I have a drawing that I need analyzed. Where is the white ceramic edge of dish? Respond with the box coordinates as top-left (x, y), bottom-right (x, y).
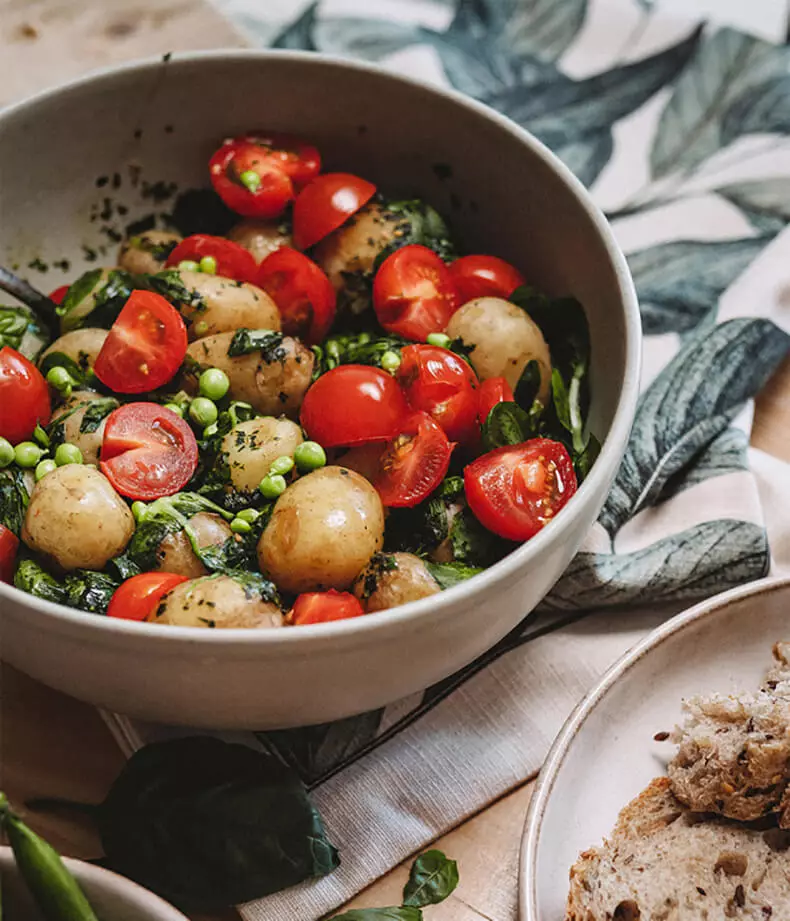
top-left (0, 845), bottom-right (189, 921)
top-left (0, 48), bottom-right (641, 645)
top-left (518, 573), bottom-right (790, 921)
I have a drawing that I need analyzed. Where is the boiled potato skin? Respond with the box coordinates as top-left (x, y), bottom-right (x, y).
top-left (185, 333), bottom-right (314, 417)
top-left (227, 220), bottom-right (292, 263)
top-left (445, 296), bottom-right (552, 401)
top-left (150, 574), bottom-right (284, 629)
top-left (222, 417), bottom-right (303, 493)
top-left (40, 328), bottom-right (108, 377)
top-left (118, 231), bottom-right (182, 275)
top-left (48, 391), bottom-right (115, 465)
top-left (173, 271), bottom-right (281, 340)
top-left (353, 552), bottom-right (440, 613)
top-left (154, 512), bottom-right (234, 579)
top-left (22, 466), bottom-right (134, 571)
top-left (259, 467), bottom-right (385, 593)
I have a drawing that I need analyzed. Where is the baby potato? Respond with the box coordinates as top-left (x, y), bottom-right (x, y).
top-left (154, 512), bottom-right (234, 579)
top-left (150, 573), bottom-right (284, 629)
top-left (48, 391), bottom-right (117, 465)
top-left (40, 328), bottom-right (108, 377)
top-left (222, 416), bottom-right (303, 494)
top-left (117, 230), bottom-right (182, 274)
top-left (445, 296), bottom-right (551, 401)
top-left (353, 552), bottom-right (440, 613)
top-left (22, 466), bottom-right (134, 571)
top-left (171, 271), bottom-right (281, 340)
top-left (185, 333), bottom-right (314, 417)
top-left (259, 466), bottom-right (384, 593)
top-left (227, 219), bottom-right (292, 263)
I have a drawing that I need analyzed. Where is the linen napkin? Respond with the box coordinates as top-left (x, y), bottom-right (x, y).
top-left (108, 0), bottom-right (790, 917)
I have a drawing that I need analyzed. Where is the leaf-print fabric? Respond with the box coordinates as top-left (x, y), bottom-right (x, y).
top-left (114, 2), bottom-right (790, 917)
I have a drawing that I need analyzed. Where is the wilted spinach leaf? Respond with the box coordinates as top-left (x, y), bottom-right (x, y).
top-left (64, 570), bottom-right (119, 614)
top-left (227, 328), bottom-right (285, 359)
top-left (97, 737), bottom-right (339, 909)
top-left (372, 198), bottom-right (457, 271)
top-left (14, 558), bottom-right (67, 605)
top-left (0, 467), bottom-right (30, 535)
top-left (402, 850), bottom-right (459, 908)
top-left (80, 398), bottom-right (120, 434)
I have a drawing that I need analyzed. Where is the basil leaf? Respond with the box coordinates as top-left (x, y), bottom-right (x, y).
top-left (227, 329), bottom-right (284, 359)
top-left (64, 570), bottom-right (119, 614)
top-left (0, 306), bottom-right (48, 361)
top-left (514, 359), bottom-right (542, 412)
top-left (425, 562), bottom-right (483, 591)
top-left (80, 398), bottom-right (120, 434)
top-left (402, 850), bottom-right (459, 908)
top-left (574, 432), bottom-right (601, 481)
top-left (481, 401), bottom-right (531, 451)
top-left (551, 368), bottom-right (571, 432)
top-left (57, 269), bottom-right (103, 319)
top-left (14, 558), bottom-right (67, 605)
top-left (0, 467), bottom-right (30, 535)
top-left (331, 911), bottom-right (423, 921)
top-left (97, 737), bottom-right (339, 909)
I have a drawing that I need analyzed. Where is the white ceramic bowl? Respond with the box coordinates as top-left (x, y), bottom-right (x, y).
top-left (0, 845), bottom-right (187, 921)
top-left (0, 51), bottom-right (640, 729)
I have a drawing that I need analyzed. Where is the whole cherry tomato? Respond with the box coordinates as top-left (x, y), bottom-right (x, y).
top-left (448, 255), bottom-right (525, 303)
top-left (292, 173), bottom-right (376, 250)
top-left (209, 139), bottom-right (293, 219)
top-left (0, 347), bottom-right (50, 443)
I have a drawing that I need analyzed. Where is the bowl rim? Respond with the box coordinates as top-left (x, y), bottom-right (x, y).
top-left (517, 574), bottom-right (790, 921)
top-left (0, 48), bottom-right (641, 645)
top-left (0, 845), bottom-right (189, 921)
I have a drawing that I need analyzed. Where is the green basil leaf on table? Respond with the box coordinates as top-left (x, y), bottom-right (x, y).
top-left (330, 910), bottom-right (423, 920)
top-left (402, 849), bottom-right (459, 908)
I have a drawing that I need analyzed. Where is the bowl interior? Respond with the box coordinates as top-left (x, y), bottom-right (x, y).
top-left (0, 51), bottom-right (633, 450)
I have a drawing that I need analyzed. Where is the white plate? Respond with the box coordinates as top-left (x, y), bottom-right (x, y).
top-left (519, 575), bottom-right (790, 921)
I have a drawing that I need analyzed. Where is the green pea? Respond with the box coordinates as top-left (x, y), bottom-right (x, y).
top-left (33, 424), bottom-right (51, 448)
top-left (380, 350), bottom-right (401, 372)
top-left (199, 255), bottom-right (217, 275)
top-left (294, 441), bottom-right (326, 472)
top-left (198, 368), bottom-right (230, 401)
top-left (203, 422), bottom-right (219, 438)
top-left (239, 169), bottom-right (261, 193)
top-left (269, 455), bottom-right (294, 477)
top-left (35, 459), bottom-right (57, 481)
top-left (235, 508), bottom-right (260, 524)
top-left (46, 366), bottom-right (75, 394)
top-left (163, 402), bottom-right (185, 417)
top-left (259, 474), bottom-right (287, 500)
top-left (193, 320), bottom-right (210, 337)
top-left (131, 501), bottom-right (147, 522)
top-left (0, 437), bottom-right (14, 468)
top-left (230, 517), bottom-right (252, 535)
top-left (426, 332), bottom-right (452, 349)
top-left (189, 397), bottom-right (218, 428)
top-left (54, 443), bottom-right (83, 466)
top-left (178, 259), bottom-right (200, 273)
top-left (14, 442), bottom-right (43, 468)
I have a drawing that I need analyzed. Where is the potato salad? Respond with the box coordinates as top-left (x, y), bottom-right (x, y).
top-left (0, 132), bottom-right (596, 627)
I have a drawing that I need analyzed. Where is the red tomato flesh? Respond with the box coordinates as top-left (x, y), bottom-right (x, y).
top-left (94, 290), bottom-right (187, 395)
top-left (49, 285), bottom-right (70, 305)
top-left (107, 572), bottom-right (189, 622)
top-left (291, 590), bottom-right (365, 625)
top-left (0, 524), bottom-right (20, 585)
top-left (448, 255), bottom-right (525, 303)
top-left (374, 412), bottom-right (453, 508)
top-left (256, 246), bottom-right (336, 344)
top-left (234, 132), bottom-right (321, 188)
top-left (373, 245), bottom-right (459, 341)
top-left (0, 347), bottom-right (50, 443)
top-left (300, 365), bottom-right (409, 448)
top-left (293, 173), bottom-right (376, 250)
top-left (166, 234), bottom-right (258, 284)
top-left (397, 344), bottom-right (479, 444)
top-left (464, 439), bottom-right (577, 541)
top-left (100, 403), bottom-right (199, 501)
top-left (477, 376), bottom-right (515, 425)
top-left (210, 139), bottom-right (294, 219)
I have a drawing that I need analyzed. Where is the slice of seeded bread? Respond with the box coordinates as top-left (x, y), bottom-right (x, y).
top-left (668, 643), bottom-right (790, 825)
top-left (566, 777), bottom-right (790, 920)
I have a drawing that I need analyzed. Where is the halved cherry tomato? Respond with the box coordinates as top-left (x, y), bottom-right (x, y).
top-left (397, 344), bottom-right (479, 444)
top-left (464, 439), bottom-right (577, 542)
top-left (210, 139), bottom-right (294, 219)
top-left (233, 132), bottom-right (321, 188)
top-left (477, 377), bottom-right (515, 425)
top-left (0, 347), bottom-right (50, 443)
top-left (374, 412), bottom-right (453, 508)
top-left (293, 173), bottom-right (376, 250)
top-left (94, 290), bottom-right (187, 394)
top-left (291, 590), bottom-right (365, 626)
top-left (448, 255), bottom-right (525, 303)
top-left (100, 403), bottom-right (199, 501)
top-left (373, 245), bottom-right (459, 341)
top-left (300, 365), bottom-right (409, 448)
top-left (0, 524), bottom-right (20, 585)
top-left (49, 285), bottom-right (70, 305)
top-left (107, 572), bottom-right (189, 622)
top-left (165, 234), bottom-right (258, 283)
top-left (256, 246), bottom-right (336, 344)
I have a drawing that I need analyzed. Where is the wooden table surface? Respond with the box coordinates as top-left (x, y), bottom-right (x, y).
top-left (1, 2), bottom-right (789, 919)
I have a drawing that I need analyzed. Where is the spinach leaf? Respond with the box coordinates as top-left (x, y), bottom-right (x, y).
top-left (57, 269), bottom-right (103, 322)
top-left (64, 570), bottom-right (119, 614)
top-left (108, 553), bottom-right (141, 581)
top-left (425, 561), bottom-right (483, 590)
top-left (227, 329), bottom-right (285, 359)
top-left (330, 911), bottom-right (423, 920)
top-left (0, 467), bottom-right (30, 535)
top-left (372, 199), bottom-right (457, 271)
top-left (481, 401), bottom-right (533, 451)
top-left (14, 558), bottom-right (67, 605)
top-left (0, 306), bottom-right (49, 361)
top-left (87, 271), bottom-right (136, 329)
top-left (96, 737), bottom-right (339, 909)
top-left (194, 402), bottom-right (261, 510)
top-left (402, 850), bottom-right (459, 908)
top-left (80, 398), bottom-right (120, 434)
